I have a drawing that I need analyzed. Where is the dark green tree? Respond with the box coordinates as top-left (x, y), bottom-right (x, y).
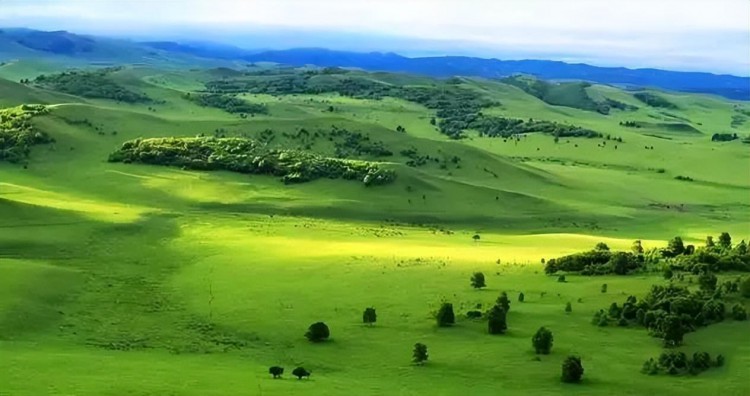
top-left (668, 236), bottom-right (685, 256)
top-left (532, 327), bottom-right (554, 354)
top-left (518, 292), bottom-right (525, 302)
top-left (412, 343), bottom-right (428, 365)
top-left (705, 236), bottom-right (715, 248)
top-left (436, 302), bottom-right (455, 327)
top-left (471, 272), bottom-right (486, 289)
top-left (601, 283), bottom-right (608, 293)
top-left (496, 292), bottom-right (511, 312)
top-left (472, 234), bottom-right (481, 242)
top-left (565, 302), bottom-right (573, 313)
top-left (661, 315), bottom-right (685, 347)
top-left (735, 240), bottom-right (748, 255)
top-left (363, 307), bottom-right (377, 326)
top-left (731, 303), bottom-right (747, 320)
top-left (487, 305), bottom-right (507, 334)
top-left (269, 366), bottom-right (284, 379)
top-left (718, 232), bottom-right (732, 250)
top-left (698, 272), bottom-right (718, 292)
top-left (595, 242), bottom-right (610, 251)
top-left (561, 356), bottom-right (584, 383)
top-left (742, 277), bottom-right (750, 298)
top-left (305, 322), bottom-right (330, 342)
top-left (292, 367), bottom-right (311, 379)
top-left (632, 240), bottom-right (644, 254)
top-left (663, 267), bottom-right (674, 280)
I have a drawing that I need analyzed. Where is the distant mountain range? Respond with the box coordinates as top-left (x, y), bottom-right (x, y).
top-left (1, 28), bottom-right (748, 100)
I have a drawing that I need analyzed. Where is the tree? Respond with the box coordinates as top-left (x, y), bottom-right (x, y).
top-left (595, 242), bottom-right (610, 251)
top-left (292, 367), bottom-right (311, 379)
top-left (698, 271), bottom-right (718, 292)
top-left (487, 305), bottom-right (507, 334)
top-left (565, 302), bottom-right (572, 313)
top-left (735, 240), bottom-right (749, 255)
top-left (663, 267), bottom-right (674, 280)
top-left (363, 307), bottom-right (377, 326)
top-left (668, 236), bottom-right (685, 256)
top-left (430, 117), bottom-right (437, 126)
top-left (471, 272), bottom-right (486, 289)
top-left (496, 292), bottom-right (511, 312)
top-left (632, 240), bottom-right (644, 254)
top-left (518, 292), bottom-right (525, 302)
top-left (742, 277), bottom-right (750, 298)
top-left (610, 251), bottom-right (632, 275)
top-left (661, 314), bottom-right (685, 347)
top-left (436, 302), bottom-right (455, 327)
top-left (269, 366), bottom-right (284, 379)
top-left (601, 283), bottom-right (608, 293)
top-left (705, 236), bottom-right (715, 248)
top-left (557, 275), bottom-right (566, 283)
top-left (472, 234), bottom-right (481, 242)
top-left (305, 322), bottom-right (330, 342)
top-left (532, 327), bottom-right (553, 354)
top-left (718, 232), bottom-right (732, 250)
top-left (561, 356), bottom-right (584, 383)
top-left (731, 303), bottom-right (747, 320)
top-left (412, 343), bottom-right (428, 364)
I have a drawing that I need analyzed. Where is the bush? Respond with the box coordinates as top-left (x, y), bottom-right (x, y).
top-left (436, 303), bottom-right (455, 327)
top-left (292, 367), bottom-right (311, 379)
top-left (268, 366), bottom-right (284, 378)
top-left (0, 105), bottom-right (52, 163)
top-left (33, 68), bottom-right (150, 103)
top-left (363, 307), bottom-right (377, 325)
top-left (532, 327), bottom-right (553, 354)
top-left (487, 305), bottom-right (507, 334)
top-left (561, 356), bottom-right (584, 383)
top-left (518, 292), bottom-right (525, 302)
top-left (412, 343), bottom-right (428, 364)
top-left (731, 304), bottom-right (747, 320)
top-left (471, 272), bottom-right (486, 289)
top-left (565, 302), bottom-right (572, 313)
top-left (305, 322), bottom-right (330, 342)
top-left (557, 275), bottom-right (566, 282)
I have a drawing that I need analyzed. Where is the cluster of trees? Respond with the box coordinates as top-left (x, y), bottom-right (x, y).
top-left (633, 92), bottom-right (677, 109)
top-left (619, 121), bottom-right (642, 128)
top-left (544, 242), bottom-right (646, 275)
top-left (0, 104), bottom-right (52, 163)
top-left (710, 133), bottom-right (738, 142)
top-left (33, 68), bottom-right (151, 103)
top-left (183, 93), bottom-right (268, 115)
top-left (641, 351), bottom-right (723, 376)
top-left (664, 233), bottom-right (749, 272)
top-left (593, 276), bottom-right (748, 346)
top-left (201, 70), bottom-right (606, 141)
top-left (109, 137), bottom-right (396, 186)
top-left (328, 126), bottom-right (392, 158)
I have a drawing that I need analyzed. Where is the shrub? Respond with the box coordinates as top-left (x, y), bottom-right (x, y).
top-left (601, 283), bottom-right (608, 293)
top-left (268, 366), bottom-right (284, 378)
top-left (565, 302), bottom-right (572, 313)
top-left (557, 275), bottom-right (566, 282)
top-left (412, 343), bottom-right (428, 364)
top-left (305, 322), bottom-right (330, 342)
top-left (561, 356), bottom-right (584, 383)
top-left (471, 272), bottom-right (486, 289)
top-left (487, 305), bottom-right (507, 334)
top-left (436, 303), bottom-right (455, 327)
top-left (292, 367), bottom-right (311, 379)
top-left (518, 292), bottom-right (525, 302)
top-left (532, 327), bottom-right (553, 354)
top-left (363, 307), bottom-right (377, 326)
top-left (731, 304), bottom-right (747, 321)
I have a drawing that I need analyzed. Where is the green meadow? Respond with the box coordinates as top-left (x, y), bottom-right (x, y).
top-left (1, 65), bottom-right (749, 395)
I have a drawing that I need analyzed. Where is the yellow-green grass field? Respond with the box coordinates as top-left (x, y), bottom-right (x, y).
top-left (1, 65), bottom-right (749, 395)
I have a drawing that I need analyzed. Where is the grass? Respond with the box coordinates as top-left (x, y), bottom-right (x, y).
top-left (0, 64), bottom-right (749, 395)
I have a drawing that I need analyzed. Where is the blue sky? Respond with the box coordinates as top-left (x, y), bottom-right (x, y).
top-left (1, 0), bottom-right (749, 75)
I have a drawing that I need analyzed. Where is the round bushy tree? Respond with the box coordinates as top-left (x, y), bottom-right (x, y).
top-left (305, 322), bottom-right (330, 342)
top-left (436, 302), bottom-right (455, 327)
top-left (698, 271), bottom-right (718, 291)
top-left (532, 327), bottom-right (554, 354)
top-left (471, 272), bottom-right (486, 289)
top-left (487, 305), bottom-right (507, 334)
top-left (363, 307), bottom-right (377, 326)
top-left (412, 342), bottom-right (428, 365)
top-left (565, 302), bottom-right (572, 313)
top-left (561, 356), bottom-right (584, 383)
top-left (518, 292), bottom-right (525, 302)
top-left (731, 303), bottom-right (747, 321)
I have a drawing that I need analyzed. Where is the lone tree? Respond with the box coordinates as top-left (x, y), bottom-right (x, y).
top-left (305, 322), bottom-right (330, 342)
top-left (436, 302), bottom-right (456, 327)
top-left (561, 356), bottom-right (584, 383)
top-left (292, 367), bottom-right (311, 380)
top-left (268, 366), bottom-right (284, 379)
top-left (472, 234), bottom-right (481, 242)
top-left (595, 242), bottom-right (610, 251)
top-left (631, 240), bottom-right (644, 254)
top-left (667, 236), bottom-right (685, 256)
top-left (518, 292), bottom-right (525, 302)
top-left (363, 307), bottom-right (377, 326)
top-left (532, 327), bottom-right (554, 354)
top-left (487, 305), bottom-right (507, 334)
top-left (471, 272), bottom-right (486, 289)
top-left (601, 283), bottom-right (608, 293)
top-left (412, 342), bottom-right (428, 365)
top-left (565, 302), bottom-right (573, 313)
top-left (496, 292), bottom-right (511, 312)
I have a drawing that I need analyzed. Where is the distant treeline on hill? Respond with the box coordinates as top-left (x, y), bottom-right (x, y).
top-left (183, 93), bottom-right (268, 115)
top-left (201, 69), bottom-right (604, 140)
top-left (109, 137), bottom-right (396, 186)
top-left (29, 67), bottom-right (151, 103)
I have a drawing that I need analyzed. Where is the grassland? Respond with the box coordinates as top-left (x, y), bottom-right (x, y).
top-left (0, 65), bottom-right (749, 395)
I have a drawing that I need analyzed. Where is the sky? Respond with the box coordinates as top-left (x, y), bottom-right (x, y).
top-left (1, 0), bottom-right (749, 75)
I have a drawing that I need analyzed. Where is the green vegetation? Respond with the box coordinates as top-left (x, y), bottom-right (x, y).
top-left (0, 63), bottom-right (749, 396)
top-left (183, 92), bottom-right (268, 115)
top-left (561, 356), bottom-right (585, 383)
top-left (634, 92), bottom-right (678, 109)
top-left (642, 351), bottom-right (723, 376)
top-left (33, 68), bottom-right (151, 103)
top-left (0, 104), bottom-right (52, 163)
top-left (108, 137), bottom-right (396, 186)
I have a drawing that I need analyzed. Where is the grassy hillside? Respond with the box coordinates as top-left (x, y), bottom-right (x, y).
top-left (1, 65), bottom-right (749, 396)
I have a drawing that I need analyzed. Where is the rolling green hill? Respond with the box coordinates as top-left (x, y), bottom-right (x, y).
top-left (1, 63), bottom-right (749, 396)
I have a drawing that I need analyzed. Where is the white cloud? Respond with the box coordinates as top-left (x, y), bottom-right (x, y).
top-left (1, 0), bottom-right (748, 74)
